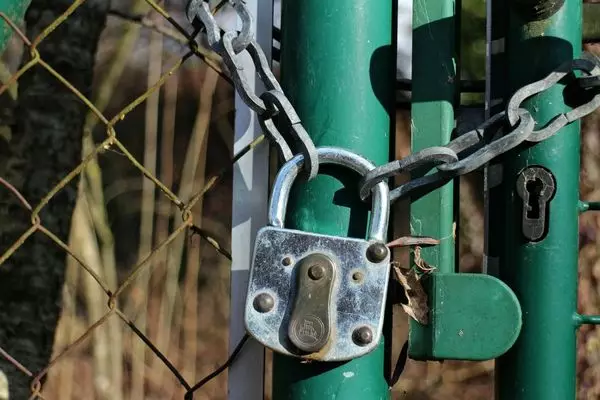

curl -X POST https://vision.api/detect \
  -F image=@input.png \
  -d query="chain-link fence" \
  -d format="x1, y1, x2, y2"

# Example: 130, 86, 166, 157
0, 1, 255, 398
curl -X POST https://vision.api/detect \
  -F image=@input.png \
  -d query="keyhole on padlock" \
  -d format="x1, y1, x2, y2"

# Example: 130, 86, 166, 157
525, 178, 544, 219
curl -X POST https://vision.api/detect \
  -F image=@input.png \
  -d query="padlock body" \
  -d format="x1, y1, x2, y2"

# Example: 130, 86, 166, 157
244, 226, 391, 361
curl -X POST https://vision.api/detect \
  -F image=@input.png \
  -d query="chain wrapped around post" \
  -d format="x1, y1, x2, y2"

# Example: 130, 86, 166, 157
359, 53, 600, 203
186, 0, 320, 179
186, 1, 600, 215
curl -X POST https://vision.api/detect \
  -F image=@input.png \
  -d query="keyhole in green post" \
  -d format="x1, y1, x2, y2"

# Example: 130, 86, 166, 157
526, 178, 544, 219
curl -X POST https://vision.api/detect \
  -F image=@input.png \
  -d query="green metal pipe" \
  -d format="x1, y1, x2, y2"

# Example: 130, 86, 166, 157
495, 1, 581, 399
578, 200, 600, 213
272, 0, 395, 398
407, 0, 457, 358
574, 313, 600, 326
0, 0, 31, 54
409, 0, 456, 274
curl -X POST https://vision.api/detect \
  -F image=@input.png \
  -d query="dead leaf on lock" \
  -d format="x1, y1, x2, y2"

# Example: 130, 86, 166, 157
393, 264, 430, 325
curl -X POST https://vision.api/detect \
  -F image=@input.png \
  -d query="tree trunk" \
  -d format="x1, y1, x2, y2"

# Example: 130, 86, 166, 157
0, 1, 108, 398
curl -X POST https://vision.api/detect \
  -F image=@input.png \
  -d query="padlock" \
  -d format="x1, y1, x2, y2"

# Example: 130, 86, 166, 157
244, 147, 391, 361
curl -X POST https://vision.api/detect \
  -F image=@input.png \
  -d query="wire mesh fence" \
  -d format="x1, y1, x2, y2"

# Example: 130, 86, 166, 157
0, 1, 255, 398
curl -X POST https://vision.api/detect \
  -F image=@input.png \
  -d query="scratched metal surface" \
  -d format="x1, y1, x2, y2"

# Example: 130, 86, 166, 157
244, 227, 391, 361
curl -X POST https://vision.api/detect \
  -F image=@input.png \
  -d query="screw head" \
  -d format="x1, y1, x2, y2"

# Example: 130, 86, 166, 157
352, 326, 373, 346
253, 293, 274, 313
366, 243, 388, 263
352, 271, 364, 283
282, 256, 293, 266
308, 264, 325, 280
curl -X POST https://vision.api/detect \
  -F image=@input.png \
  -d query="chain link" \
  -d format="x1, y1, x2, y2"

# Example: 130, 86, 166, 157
360, 52, 600, 203
359, 147, 458, 201
186, 0, 320, 180
506, 57, 600, 142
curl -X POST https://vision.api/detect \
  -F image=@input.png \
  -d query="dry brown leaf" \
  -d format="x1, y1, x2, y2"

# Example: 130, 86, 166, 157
413, 246, 437, 273
393, 264, 430, 325
387, 236, 440, 248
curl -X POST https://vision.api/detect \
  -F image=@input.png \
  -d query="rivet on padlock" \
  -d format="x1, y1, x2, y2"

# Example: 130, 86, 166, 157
244, 147, 391, 362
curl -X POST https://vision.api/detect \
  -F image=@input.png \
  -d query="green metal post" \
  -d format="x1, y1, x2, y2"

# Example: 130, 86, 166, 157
408, 0, 457, 357
0, 0, 31, 54
495, 1, 581, 399
273, 0, 395, 398
410, 0, 456, 272
484, 0, 507, 280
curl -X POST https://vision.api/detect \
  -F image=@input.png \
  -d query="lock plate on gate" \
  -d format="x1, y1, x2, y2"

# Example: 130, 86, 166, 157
244, 147, 391, 362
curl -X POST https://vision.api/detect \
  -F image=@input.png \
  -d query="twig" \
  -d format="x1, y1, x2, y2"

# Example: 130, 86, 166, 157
74, 194, 113, 400
154, 66, 219, 380
80, 2, 153, 398
180, 173, 206, 396
0, 60, 18, 100
150, 39, 179, 397
50, 235, 80, 399
129, 22, 162, 400
148, 47, 180, 376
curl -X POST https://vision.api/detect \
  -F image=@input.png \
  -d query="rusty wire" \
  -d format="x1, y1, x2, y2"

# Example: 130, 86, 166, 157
0, 1, 257, 398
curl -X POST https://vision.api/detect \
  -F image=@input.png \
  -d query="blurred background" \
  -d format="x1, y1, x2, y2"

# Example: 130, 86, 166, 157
0, 0, 599, 399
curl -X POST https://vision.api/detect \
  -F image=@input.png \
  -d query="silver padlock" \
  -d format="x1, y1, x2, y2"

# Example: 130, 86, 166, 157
244, 147, 391, 361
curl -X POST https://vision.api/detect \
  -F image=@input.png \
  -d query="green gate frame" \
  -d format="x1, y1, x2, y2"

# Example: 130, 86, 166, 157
2, 0, 600, 399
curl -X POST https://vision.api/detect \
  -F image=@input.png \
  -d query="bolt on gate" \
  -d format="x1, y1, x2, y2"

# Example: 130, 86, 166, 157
0, 0, 600, 399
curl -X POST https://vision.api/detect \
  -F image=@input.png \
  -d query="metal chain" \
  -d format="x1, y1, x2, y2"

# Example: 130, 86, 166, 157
186, 0, 320, 180
506, 57, 600, 142
360, 52, 600, 203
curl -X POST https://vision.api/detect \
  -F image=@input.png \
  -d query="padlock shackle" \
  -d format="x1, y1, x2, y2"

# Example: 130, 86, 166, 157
269, 147, 390, 242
